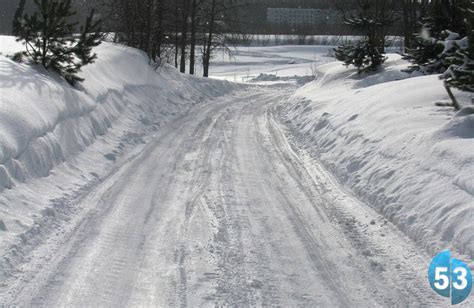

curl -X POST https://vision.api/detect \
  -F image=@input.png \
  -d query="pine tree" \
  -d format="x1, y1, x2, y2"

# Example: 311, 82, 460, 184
334, 0, 395, 74
15, 0, 102, 85
69, 9, 103, 83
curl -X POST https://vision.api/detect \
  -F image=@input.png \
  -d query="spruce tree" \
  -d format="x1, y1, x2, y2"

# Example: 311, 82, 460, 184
15, 0, 102, 85
404, 0, 469, 75
441, 1, 474, 109
69, 9, 103, 84
443, 5, 474, 92
74, 10, 102, 66
403, 18, 446, 74
334, 0, 395, 74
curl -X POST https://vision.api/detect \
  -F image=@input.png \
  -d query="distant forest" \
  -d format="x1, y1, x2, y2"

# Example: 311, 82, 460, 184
0, 0, 409, 36
0, 1, 462, 39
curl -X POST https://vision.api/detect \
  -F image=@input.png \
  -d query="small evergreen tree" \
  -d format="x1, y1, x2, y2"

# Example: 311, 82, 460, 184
403, 18, 446, 74
335, 0, 395, 74
335, 41, 386, 73
15, 0, 102, 85
441, 2, 474, 109
403, 0, 469, 75
429, 0, 468, 38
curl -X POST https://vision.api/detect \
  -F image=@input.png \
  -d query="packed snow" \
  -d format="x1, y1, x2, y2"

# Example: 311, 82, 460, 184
0, 34, 473, 306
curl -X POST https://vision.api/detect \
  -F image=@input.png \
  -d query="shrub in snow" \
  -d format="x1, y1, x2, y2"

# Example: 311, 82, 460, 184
15, 0, 102, 85
335, 41, 387, 74
334, 0, 395, 74
405, 29, 465, 75
403, 19, 446, 74
442, 16, 474, 91
443, 39, 473, 92
440, 3, 474, 109
403, 0, 470, 75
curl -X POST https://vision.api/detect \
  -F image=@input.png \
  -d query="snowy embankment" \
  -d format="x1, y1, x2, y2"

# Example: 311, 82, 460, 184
0, 36, 237, 266
280, 55, 474, 257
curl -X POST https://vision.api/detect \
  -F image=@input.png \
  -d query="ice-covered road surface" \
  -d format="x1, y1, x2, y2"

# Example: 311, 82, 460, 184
3, 87, 443, 307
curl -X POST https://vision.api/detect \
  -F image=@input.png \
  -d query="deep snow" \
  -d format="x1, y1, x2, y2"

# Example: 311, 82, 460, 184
210, 46, 473, 261
0, 35, 239, 270
279, 54, 474, 261
0, 34, 473, 306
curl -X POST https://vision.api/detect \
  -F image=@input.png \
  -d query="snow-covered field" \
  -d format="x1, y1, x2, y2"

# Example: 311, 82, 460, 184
208, 45, 335, 84
0, 35, 473, 306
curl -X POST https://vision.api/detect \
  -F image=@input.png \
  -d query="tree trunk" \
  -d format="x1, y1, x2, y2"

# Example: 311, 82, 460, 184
145, 0, 154, 58
189, 0, 197, 75
42, 7, 48, 67
445, 84, 461, 110
180, 0, 190, 73
402, 0, 411, 50
174, 2, 179, 68
155, 0, 163, 60
203, 0, 216, 78
12, 0, 27, 35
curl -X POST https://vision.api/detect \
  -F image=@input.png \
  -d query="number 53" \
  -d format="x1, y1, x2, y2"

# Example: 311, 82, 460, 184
434, 267, 468, 290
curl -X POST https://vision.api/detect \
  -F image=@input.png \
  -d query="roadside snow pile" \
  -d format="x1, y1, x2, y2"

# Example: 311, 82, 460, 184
250, 73, 314, 86
0, 36, 235, 192
280, 54, 474, 257
0, 35, 238, 265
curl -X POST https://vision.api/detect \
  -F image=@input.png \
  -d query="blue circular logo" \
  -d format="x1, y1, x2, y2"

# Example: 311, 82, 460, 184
428, 250, 472, 305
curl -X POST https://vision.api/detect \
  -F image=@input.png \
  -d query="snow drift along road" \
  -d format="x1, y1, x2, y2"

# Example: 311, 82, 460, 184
280, 55, 474, 262
0, 36, 238, 278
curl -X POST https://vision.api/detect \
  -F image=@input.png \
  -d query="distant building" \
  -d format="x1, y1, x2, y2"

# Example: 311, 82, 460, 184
267, 8, 341, 26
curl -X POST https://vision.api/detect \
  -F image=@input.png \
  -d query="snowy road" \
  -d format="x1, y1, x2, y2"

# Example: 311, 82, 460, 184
2, 87, 444, 307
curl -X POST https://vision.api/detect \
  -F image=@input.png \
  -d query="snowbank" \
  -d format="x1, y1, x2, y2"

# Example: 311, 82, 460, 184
0, 36, 236, 192
280, 54, 474, 257
0, 35, 239, 267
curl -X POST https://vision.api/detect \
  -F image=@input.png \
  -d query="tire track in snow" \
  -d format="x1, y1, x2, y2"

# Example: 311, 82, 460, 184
1, 86, 446, 307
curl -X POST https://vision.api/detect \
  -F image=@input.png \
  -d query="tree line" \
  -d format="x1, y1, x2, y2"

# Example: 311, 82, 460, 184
94, 0, 246, 77
11, 0, 248, 82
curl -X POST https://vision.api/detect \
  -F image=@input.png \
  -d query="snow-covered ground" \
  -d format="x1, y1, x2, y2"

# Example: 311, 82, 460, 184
0, 35, 239, 278
212, 46, 473, 261
208, 45, 335, 84
1, 35, 473, 306
278, 55, 474, 261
